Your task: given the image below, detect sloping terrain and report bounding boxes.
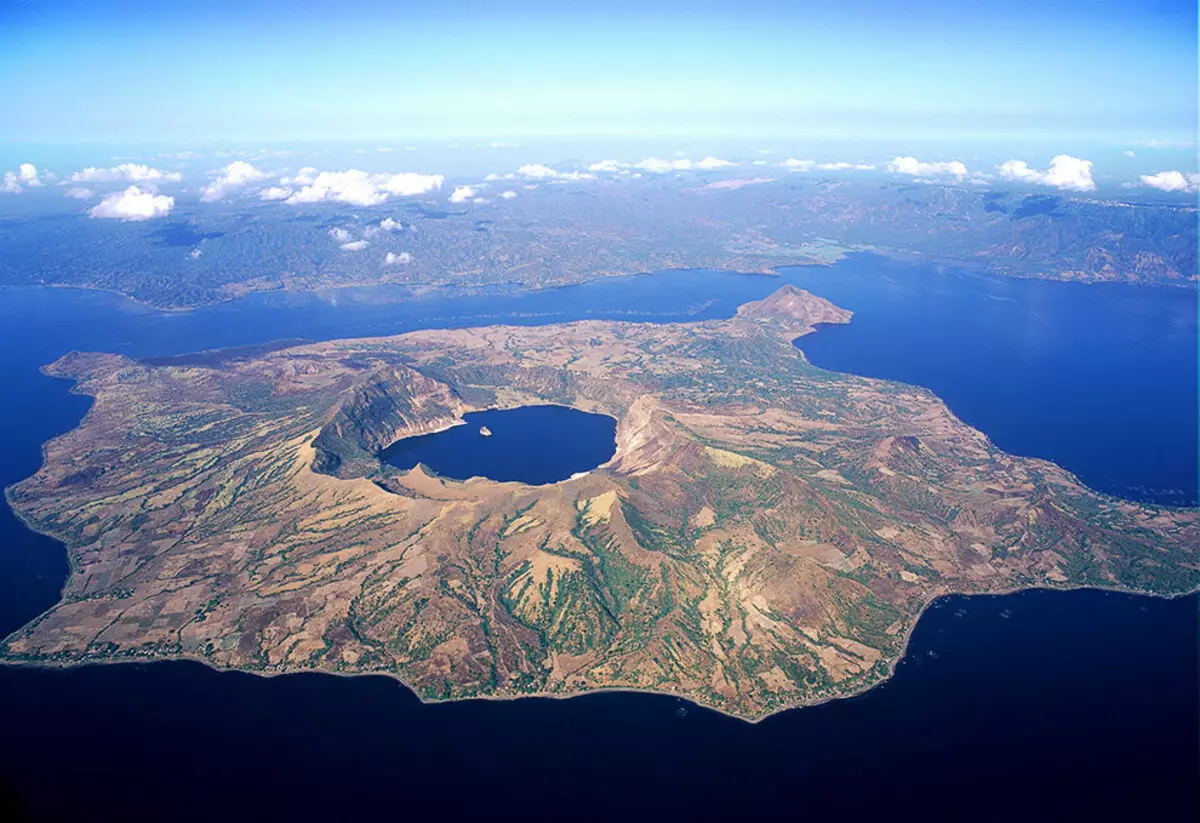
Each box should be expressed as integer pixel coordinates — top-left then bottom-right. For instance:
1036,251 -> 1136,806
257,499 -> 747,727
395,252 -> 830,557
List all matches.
1,178 -> 1194,308
6,286 -> 1197,719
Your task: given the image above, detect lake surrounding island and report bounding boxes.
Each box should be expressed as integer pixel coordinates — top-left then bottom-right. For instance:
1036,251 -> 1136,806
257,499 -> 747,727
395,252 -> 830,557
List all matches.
0,253 -> 1196,819
381,406 -> 618,485
784,261 -> 1198,507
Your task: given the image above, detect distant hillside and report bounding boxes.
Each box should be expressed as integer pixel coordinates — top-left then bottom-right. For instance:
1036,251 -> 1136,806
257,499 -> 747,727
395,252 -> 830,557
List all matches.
0,177 -> 1193,308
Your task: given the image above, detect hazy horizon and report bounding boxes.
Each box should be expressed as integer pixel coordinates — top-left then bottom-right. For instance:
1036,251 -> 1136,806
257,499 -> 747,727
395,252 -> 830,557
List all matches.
4,0 -> 1196,144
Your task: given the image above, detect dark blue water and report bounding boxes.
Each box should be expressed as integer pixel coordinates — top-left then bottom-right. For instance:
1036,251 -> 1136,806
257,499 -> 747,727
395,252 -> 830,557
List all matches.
786,259 -> 1199,506
381,406 -> 617,485
0,255 -> 1196,820
1,590 -> 1193,822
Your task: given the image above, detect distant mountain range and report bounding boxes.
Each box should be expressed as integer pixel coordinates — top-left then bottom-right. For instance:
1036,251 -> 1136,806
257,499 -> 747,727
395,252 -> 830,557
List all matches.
0,177 -> 1194,309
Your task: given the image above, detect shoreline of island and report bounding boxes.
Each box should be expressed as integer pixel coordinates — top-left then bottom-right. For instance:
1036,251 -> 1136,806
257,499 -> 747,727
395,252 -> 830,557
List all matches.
2,577 -> 1196,725
4,287 -> 1195,724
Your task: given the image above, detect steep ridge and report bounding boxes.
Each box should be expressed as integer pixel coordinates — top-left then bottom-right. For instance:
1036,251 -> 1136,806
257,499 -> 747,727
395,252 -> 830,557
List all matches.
312,363 -> 469,478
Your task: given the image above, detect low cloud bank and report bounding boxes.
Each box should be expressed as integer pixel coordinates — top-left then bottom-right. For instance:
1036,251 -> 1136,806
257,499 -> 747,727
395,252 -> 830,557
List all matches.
201,161 -> 268,202
887,156 -> 969,177
997,155 -> 1095,192
69,163 -> 181,185
89,185 -> 175,220
3,163 -> 47,192
278,169 -> 444,206
1138,170 -> 1199,193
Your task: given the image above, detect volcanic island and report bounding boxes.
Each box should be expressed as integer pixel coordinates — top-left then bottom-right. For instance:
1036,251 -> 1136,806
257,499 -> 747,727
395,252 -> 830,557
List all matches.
5,286 -> 1197,720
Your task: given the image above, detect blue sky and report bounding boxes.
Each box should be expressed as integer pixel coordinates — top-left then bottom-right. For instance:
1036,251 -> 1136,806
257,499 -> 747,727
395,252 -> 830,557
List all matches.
2,0 -> 1196,143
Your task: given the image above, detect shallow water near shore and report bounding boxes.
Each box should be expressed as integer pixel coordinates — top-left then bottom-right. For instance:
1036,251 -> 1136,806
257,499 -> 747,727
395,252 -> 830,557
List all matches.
0,254 -> 1196,819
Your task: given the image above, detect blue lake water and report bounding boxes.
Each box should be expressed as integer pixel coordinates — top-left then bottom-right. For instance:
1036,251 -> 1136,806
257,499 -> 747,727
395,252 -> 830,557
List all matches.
785,260 -> 1198,506
381,406 -> 617,485
0,253 -> 1196,819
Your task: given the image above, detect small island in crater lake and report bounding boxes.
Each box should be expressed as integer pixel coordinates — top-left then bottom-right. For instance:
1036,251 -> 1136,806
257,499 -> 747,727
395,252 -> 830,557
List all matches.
4,286 -> 1197,720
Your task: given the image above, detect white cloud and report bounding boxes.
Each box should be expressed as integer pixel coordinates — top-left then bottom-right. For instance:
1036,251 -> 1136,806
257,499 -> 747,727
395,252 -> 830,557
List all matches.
379,217 -> 404,231
384,251 -> 412,266
188,248 -> 202,260
887,156 -> 969,178
64,187 -> 94,199
588,159 -> 626,172
516,164 -> 595,180
786,161 -> 880,172
1138,170 -> 1200,193
781,158 -> 815,171
1124,150 -> 1136,158
88,185 -> 175,220
449,185 -> 478,203
68,163 -> 181,184
284,169 -> 444,206
259,186 -> 292,201
281,167 -> 318,186
635,157 -> 693,172
377,173 -> 444,196
2,162 -> 48,192
328,227 -> 354,243
595,155 -> 735,172
752,160 -> 768,166
997,155 -> 1095,192
19,163 -> 44,186
499,190 -> 518,199
340,240 -> 369,251
817,161 -> 876,171
201,161 -> 268,202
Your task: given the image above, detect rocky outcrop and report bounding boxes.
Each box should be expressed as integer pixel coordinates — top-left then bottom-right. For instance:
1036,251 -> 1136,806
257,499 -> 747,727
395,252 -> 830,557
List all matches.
732,284 -> 852,338
312,363 -> 468,478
